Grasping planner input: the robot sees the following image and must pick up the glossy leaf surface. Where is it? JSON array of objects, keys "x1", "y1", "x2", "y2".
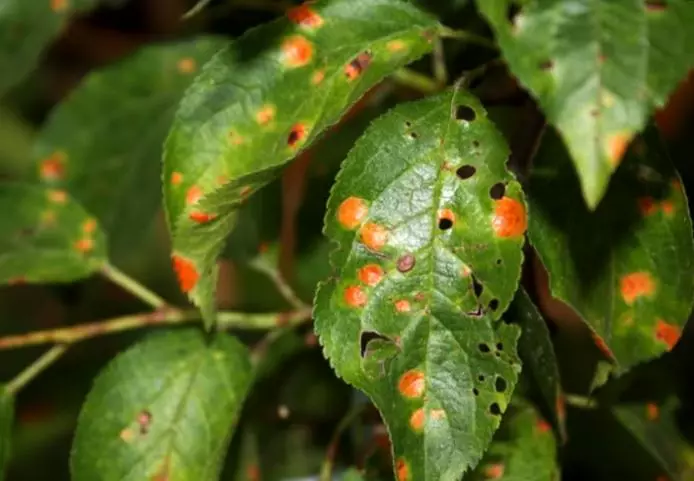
[
  {"x1": 31, "y1": 38, "x2": 224, "y2": 261},
  {"x1": 0, "y1": 0, "x2": 99, "y2": 95},
  {"x1": 477, "y1": 0, "x2": 694, "y2": 207},
  {"x1": 71, "y1": 329, "x2": 252, "y2": 481},
  {"x1": 163, "y1": 0, "x2": 441, "y2": 326},
  {"x1": 315, "y1": 88, "x2": 525, "y2": 480},
  {"x1": 0, "y1": 182, "x2": 106, "y2": 284},
  {"x1": 528, "y1": 127, "x2": 694, "y2": 371},
  {"x1": 0, "y1": 388, "x2": 12, "y2": 481}
]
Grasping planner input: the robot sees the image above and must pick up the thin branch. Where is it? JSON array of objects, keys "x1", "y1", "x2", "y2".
[
  {"x1": 100, "y1": 263, "x2": 167, "y2": 309},
  {"x1": 432, "y1": 37, "x2": 448, "y2": 86},
  {"x1": 319, "y1": 404, "x2": 365, "y2": 481},
  {"x1": 440, "y1": 27, "x2": 498, "y2": 50},
  {"x1": 391, "y1": 68, "x2": 441, "y2": 94},
  {"x1": 5, "y1": 345, "x2": 69, "y2": 394},
  {"x1": 250, "y1": 258, "x2": 308, "y2": 310}
]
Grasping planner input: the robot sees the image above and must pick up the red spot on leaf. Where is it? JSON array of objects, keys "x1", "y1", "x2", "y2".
[
  {"x1": 646, "y1": 402, "x2": 660, "y2": 421},
  {"x1": 592, "y1": 332, "x2": 614, "y2": 359},
  {"x1": 395, "y1": 299, "x2": 411, "y2": 313},
  {"x1": 409, "y1": 408, "x2": 425, "y2": 431},
  {"x1": 172, "y1": 254, "x2": 199, "y2": 293},
  {"x1": 171, "y1": 172, "x2": 183, "y2": 186},
  {"x1": 536, "y1": 418, "x2": 551, "y2": 433},
  {"x1": 638, "y1": 197, "x2": 657, "y2": 216},
  {"x1": 358, "y1": 264, "x2": 384, "y2": 286},
  {"x1": 288, "y1": 123, "x2": 308, "y2": 147},
  {"x1": 281, "y1": 36, "x2": 313, "y2": 68},
  {"x1": 345, "y1": 51, "x2": 372, "y2": 80},
  {"x1": 344, "y1": 285, "x2": 367, "y2": 307},
  {"x1": 398, "y1": 369, "x2": 425, "y2": 398},
  {"x1": 655, "y1": 319, "x2": 680, "y2": 350},
  {"x1": 40, "y1": 151, "x2": 66, "y2": 181},
  {"x1": 492, "y1": 197, "x2": 527, "y2": 238},
  {"x1": 484, "y1": 464, "x2": 505, "y2": 479},
  {"x1": 620, "y1": 272, "x2": 655, "y2": 304},
  {"x1": 189, "y1": 211, "x2": 218, "y2": 223},
  {"x1": 360, "y1": 223, "x2": 388, "y2": 251},
  {"x1": 607, "y1": 133, "x2": 631, "y2": 166},
  {"x1": 287, "y1": 4, "x2": 323, "y2": 28},
  {"x1": 337, "y1": 196, "x2": 368, "y2": 229},
  {"x1": 396, "y1": 458, "x2": 410, "y2": 481}
]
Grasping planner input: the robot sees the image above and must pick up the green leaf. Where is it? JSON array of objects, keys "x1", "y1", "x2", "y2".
[
  {"x1": 477, "y1": 0, "x2": 694, "y2": 207},
  {"x1": 527, "y1": 127, "x2": 694, "y2": 371},
  {"x1": 0, "y1": 388, "x2": 13, "y2": 481},
  {"x1": 30, "y1": 38, "x2": 224, "y2": 262},
  {"x1": 505, "y1": 288, "x2": 565, "y2": 440},
  {"x1": 0, "y1": 182, "x2": 107, "y2": 284},
  {"x1": 0, "y1": 0, "x2": 99, "y2": 96},
  {"x1": 314, "y1": 88, "x2": 525, "y2": 481},
  {"x1": 71, "y1": 329, "x2": 253, "y2": 481},
  {"x1": 468, "y1": 400, "x2": 559, "y2": 481},
  {"x1": 163, "y1": 0, "x2": 441, "y2": 327}
]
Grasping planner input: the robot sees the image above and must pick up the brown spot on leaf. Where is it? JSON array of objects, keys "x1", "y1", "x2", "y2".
[
  {"x1": 337, "y1": 196, "x2": 368, "y2": 229},
  {"x1": 536, "y1": 418, "x2": 551, "y2": 433},
  {"x1": 492, "y1": 197, "x2": 527, "y2": 238},
  {"x1": 620, "y1": 272, "x2": 655, "y2": 304},
  {"x1": 246, "y1": 465, "x2": 261, "y2": 481},
  {"x1": 606, "y1": 132, "x2": 631, "y2": 166},
  {"x1": 395, "y1": 299, "x2": 411, "y2": 313},
  {"x1": 345, "y1": 51, "x2": 372, "y2": 80},
  {"x1": 638, "y1": 197, "x2": 657, "y2": 216},
  {"x1": 655, "y1": 319, "x2": 680, "y2": 350},
  {"x1": 344, "y1": 285, "x2": 367, "y2": 308},
  {"x1": 438, "y1": 209, "x2": 455, "y2": 230},
  {"x1": 282, "y1": 36, "x2": 313, "y2": 68},
  {"x1": 177, "y1": 57, "x2": 196, "y2": 74},
  {"x1": 397, "y1": 253, "x2": 415, "y2": 273},
  {"x1": 172, "y1": 254, "x2": 199, "y2": 293},
  {"x1": 256, "y1": 105, "x2": 276, "y2": 125},
  {"x1": 287, "y1": 4, "x2": 323, "y2": 28},
  {"x1": 360, "y1": 223, "x2": 388, "y2": 251},
  {"x1": 288, "y1": 123, "x2": 308, "y2": 148},
  {"x1": 137, "y1": 410, "x2": 152, "y2": 434},
  {"x1": 409, "y1": 408, "x2": 425, "y2": 432},
  {"x1": 396, "y1": 458, "x2": 410, "y2": 481},
  {"x1": 358, "y1": 264, "x2": 384, "y2": 286},
  {"x1": 398, "y1": 369, "x2": 425, "y2": 398},
  {"x1": 40, "y1": 151, "x2": 66, "y2": 181}
]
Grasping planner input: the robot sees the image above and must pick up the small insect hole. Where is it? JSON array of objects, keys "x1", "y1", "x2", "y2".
[
  {"x1": 496, "y1": 342, "x2": 504, "y2": 351},
  {"x1": 489, "y1": 183, "x2": 506, "y2": 200},
  {"x1": 438, "y1": 218, "x2": 453, "y2": 230},
  {"x1": 405, "y1": 121, "x2": 412, "y2": 128},
  {"x1": 472, "y1": 140, "x2": 480, "y2": 148},
  {"x1": 472, "y1": 277, "x2": 484, "y2": 298},
  {"x1": 455, "y1": 105, "x2": 476, "y2": 122},
  {"x1": 456, "y1": 165, "x2": 476, "y2": 179},
  {"x1": 408, "y1": 131, "x2": 419, "y2": 139},
  {"x1": 473, "y1": 388, "x2": 480, "y2": 396},
  {"x1": 489, "y1": 403, "x2": 502, "y2": 416},
  {"x1": 496, "y1": 259, "x2": 502, "y2": 265},
  {"x1": 495, "y1": 377, "x2": 507, "y2": 393},
  {"x1": 488, "y1": 299, "x2": 500, "y2": 311},
  {"x1": 478, "y1": 343, "x2": 491, "y2": 353},
  {"x1": 478, "y1": 375, "x2": 485, "y2": 382}
]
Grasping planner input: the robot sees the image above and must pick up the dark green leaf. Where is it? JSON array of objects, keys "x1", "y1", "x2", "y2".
[
  {"x1": 70, "y1": 329, "x2": 253, "y2": 481},
  {"x1": 0, "y1": 0, "x2": 99, "y2": 96},
  {"x1": 477, "y1": 0, "x2": 694, "y2": 207},
  {"x1": 31, "y1": 38, "x2": 224, "y2": 262},
  {"x1": 0, "y1": 182, "x2": 107, "y2": 284},
  {"x1": 527, "y1": 127, "x2": 694, "y2": 371},
  {"x1": 314, "y1": 88, "x2": 525, "y2": 480},
  {"x1": 163, "y1": 0, "x2": 441, "y2": 327},
  {"x1": 505, "y1": 288, "x2": 565, "y2": 440},
  {"x1": 0, "y1": 388, "x2": 13, "y2": 481}
]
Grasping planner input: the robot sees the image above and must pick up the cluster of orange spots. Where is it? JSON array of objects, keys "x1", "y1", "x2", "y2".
[
  {"x1": 536, "y1": 418, "x2": 552, "y2": 433},
  {"x1": 491, "y1": 197, "x2": 527, "y2": 238},
  {"x1": 620, "y1": 272, "x2": 655, "y2": 304},
  {"x1": 345, "y1": 52, "x2": 372, "y2": 81},
  {"x1": 655, "y1": 319, "x2": 680, "y2": 350},
  {"x1": 48, "y1": 189, "x2": 67, "y2": 204},
  {"x1": 483, "y1": 463, "x2": 505, "y2": 479},
  {"x1": 337, "y1": 196, "x2": 368, "y2": 229},
  {"x1": 344, "y1": 285, "x2": 367, "y2": 308},
  {"x1": 361, "y1": 223, "x2": 388, "y2": 251},
  {"x1": 395, "y1": 458, "x2": 410, "y2": 481},
  {"x1": 256, "y1": 105, "x2": 276, "y2": 125},
  {"x1": 286, "y1": 4, "x2": 324, "y2": 28},
  {"x1": 311, "y1": 70, "x2": 325, "y2": 85},
  {"x1": 398, "y1": 369, "x2": 425, "y2": 398},
  {"x1": 592, "y1": 332, "x2": 613, "y2": 359},
  {"x1": 171, "y1": 172, "x2": 183, "y2": 186},
  {"x1": 646, "y1": 402, "x2": 660, "y2": 421},
  {"x1": 409, "y1": 408, "x2": 425, "y2": 431},
  {"x1": 177, "y1": 57, "x2": 196, "y2": 74},
  {"x1": 172, "y1": 254, "x2": 199, "y2": 293},
  {"x1": 387, "y1": 40, "x2": 407, "y2": 52},
  {"x1": 395, "y1": 299, "x2": 411, "y2": 313},
  {"x1": 358, "y1": 264, "x2": 383, "y2": 286},
  {"x1": 606, "y1": 132, "x2": 632, "y2": 167},
  {"x1": 39, "y1": 151, "x2": 66, "y2": 181},
  {"x1": 50, "y1": 0, "x2": 68, "y2": 13},
  {"x1": 282, "y1": 36, "x2": 314, "y2": 68},
  {"x1": 638, "y1": 197, "x2": 676, "y2": 217},
  {"x1": 288, "y1": 123, "x2": 308, "y2": 147}
]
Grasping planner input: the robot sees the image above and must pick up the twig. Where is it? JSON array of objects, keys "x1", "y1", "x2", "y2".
[
  {"x1": 250, "y1": 257, "x2": 308, "y2": 310},
  {"x1": 432, "y1": 37, "x2": 448, "y2": 86},
  {"x1": 391, "y1": 68, "x2": 441, "y2": 94},
  {"x1": 440, "y1": 27, "x2": 498, "y2": 50},
  {"x1": 5, "y1": 345, "x2": 69, "y2": 395},
  {"x1": 564, "y1": 394, "x2": 599, "y2": 410},
  {"x1": 319, "y1": 404, "x2": 365, "y2": 481},
  {"x1": 100, "y1": 263, "x2": 167, "y2": 309}
]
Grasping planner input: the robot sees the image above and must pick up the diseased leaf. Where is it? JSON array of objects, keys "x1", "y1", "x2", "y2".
[
  {"x1": 467, "y1": 400, "x2": 559, "y2": 481},
  {"x1": 477, "y1": 0, "x2": 694, "y2": 207},
  {"x1": 527, "y1": 127, "x2": 694, "y2": 371},
  {"x1": 0, "y1": 182, "x2": 106, "y2": 284},
  {"x1": 0, "y1": 388, "x2": 12, "y2": 481},
  {"x1": 31, "y1": 38, "x2": 224, "y2": 262},
  {"x1": 0, "y1": 0, "x2": 99, "y2": 96},
  {"x1": 163, "y1": 0, "x2": 441, "y2": 326},
  {"x1": 314, "y1": 88, "x2": 525, "y2": 480},
  {"x1": 505, "y1": 288, "x2": 565, "y2": 440},
  {"x1": 71, "y1": 329, "x2": 252, "y2": 481}
]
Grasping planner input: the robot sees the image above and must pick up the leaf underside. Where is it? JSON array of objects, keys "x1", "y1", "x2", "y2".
[
  {"x1": 528, "y1": 127, "x2": 694, "y2": 371},
  {"x1": 314, "y1": 88, "x2": 526, "y2": 481},
  {"x1": 478, "y1": 0, "x2": 694, "y2": 207},
  {"x1": 70, "y1": 329, "x2": 252, "y2": 481},
  {"x1": 0, "y1": 182, "x2": 107, "y2": 284},
  {"x1": 163, "y1": 0, "x2": 441, "y2": 327}
]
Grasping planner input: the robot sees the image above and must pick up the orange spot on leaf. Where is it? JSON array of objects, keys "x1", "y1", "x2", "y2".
[
  {"x1": 189, "y1": 211, "x2": 218, "y2": 224},
  {"x1": 286, "y1": 4, "x2": 323, "y2": 28},
  {"x1": 409, "y1": 408, "x2": 425, "y2": 431},
  {"x1": 438, "y1": 208, "x2": 455, "y2": 226},
  {"x1": 344, "y1": 285, "x2": 367, "y2": 308},
  {"x1": 646, "y1": 402, "x2": 660, "y2": 421},
  {"x1": 337, "y1": 196, "x2": 368, "y2": 229},
  {"x1": 638, "y1": 197, "x2": 657, "y2": 216},
  {"x1": 484, "y1": 463, "x2": 505, "y2": 479},
  {"x1": 358, "y1": 264, "x2": 383, "y2": 286},
  {"x1": 620, "y1": 272, "x2": 655, "y2": 304},
  {"x1": 282, "y1": 36, "x2": 313, "y2": 68},
  {"x1": 172, "y1": 254, "x2": 199, "y2": 293},
  {"x1": 75, "y1": 238, "x2": 93, "y2": 253},
  {"x1": 492, "y1": 197, "x2": 527, "y2": 238},
  {"x1": 398, "y1": 369, "x2": 425, "y2": 398},
  {"x1": 256, "y1": 105, "x2": 276, "y2": 125},
  {"x1": 119, "y1": 428, "x2": 135, "y2": 443},
  {"x1": 661, "y1": 200, "x2": 675, "y2": 216},
  {"x1": 177, "y1": 57, "x2": 196, "y2": 74},
  {"x1": 246, "y1": 465, "x2": 260, "y2": 481},
  {"x1": 655, "y1": 319, "x2": 680, "y2": 350},
  {"x1": 345, "y1": 51, "x2": 372, "y2": 80},
  {"x1": 51, "y1": 0, "x2": 68, "y2": 12},
  {"x1": 288, "y1": 123, "x2": 308, "y2": 148},
  {"x1": 536, "y1": 418, "x2": 552, "y2": 433},
  {"x1": 607, "y1": 133, "x2": 632, "y2": 167},
  {"x1": 311, "y1": 70, "x2": 325, "y2": 85},
  {"x1": 186, "y1": 185, "x2": 203, "y2": 205},
  {"x1": 395, "y1": 299, "x2": 411, "y2": 313},
  {"x1": 82, "y1": 218, "x2": 97, "y2": 234},
  {"x1": 48, "y1": 190, "x2": 67, "y2": 204},
  {"x1": 39, "y1": 151, "x2": 66, "y2": 181},
  {"x1": 396, "y1": 458, "x2": 410, "y2": 481},
  {"x1": 360, "y1": 223, "x2": 388, "y2": 251},
  {"x1": 387, "y1": 40, "x2": 407, "y2": 52},
  {"x1": 171, "y1": 172, "x2": 183, "y2": 186}
]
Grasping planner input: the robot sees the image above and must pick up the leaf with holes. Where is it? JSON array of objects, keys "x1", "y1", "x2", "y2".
[
  {"x1": 70, "y1": 329, "x2": 252, "y2": 481},
  {"x1": 505, "y1": 288, "x2": 565, "y2": 440},
  {"x1": 467, "y1": 400, "x2": 559, "y2": 481},
  {"x1": 0, "y1": 182, "x2": 106, "y2": 284},
  {"x1": 527, "y1": 126, "x2": 694, "y2": 372},
  {"x1": 477, "y1": 0, "x2": 694, "y2": 208},
  {"x1": 0, "y1": 0, "x2": 100, "y2": 96},
  {"x1": 314, "y1": 88, "x2": 526, "y2": 481},
  {"x1": 163, "y1": 0, "x2": 441, "y2": 327},
  {"x1": 0, "y1": 388, "x2": 12, "y2": 481},
  {"x1": 31, "y1": 37, "x2": 224, "y2": 263}
]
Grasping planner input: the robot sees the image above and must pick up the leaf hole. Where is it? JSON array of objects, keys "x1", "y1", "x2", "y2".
[
  {"x1": 455, "y1": 105, "x2": 476, "y2": 122},
  {"x1": 408, "y1": 131, "x2": 419, "y2": 140},
  {"x1": 456, "y1": 165, "x2": 476, "y2": 179},
  {"x1": 472, "y1": 277, "x2": 484, "y2": 298},
  {"x1": 496, "y1": 258, "x2": 502, "y2": 265},
  {"x1": 489, "y1": 403, "x2": 502, "y2": 416},
  {"x1": 405, "y1": 121, "x2": 412, "y2": 128},
  {"x1": 438, "y1": 218, "x2": 453, "y2": 230},
  {"x1": 478, "y1": 343, "x2": 491, "y2": 353},
  {"x1": 489, "y1": 183, "x2": 506, "y2": 200},
  {"x1": 495, "y1": 377, "x2": 507, "y2": 393},
  {"x1": 488, "y1": 299, "x2": 499, "y2": 311},
  {"x1": 360, "y1": 331, "x2": 389, "y2": 357},
  {"x1": 478, "y1": 374, "x2": 485, "y2": 382},
  {"x1": 473, "y1": 388, "x2": 480, "y2": 396},
  {"x1": 496, "y1": 342, "x2": 504, "y2": 351},
  {"x1": 472, "y1": 140, "x2": 480, "y2": 148}
]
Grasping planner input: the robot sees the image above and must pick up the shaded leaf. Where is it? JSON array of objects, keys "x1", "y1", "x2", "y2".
[
  {"x1": 527, "y1": 127, "x2": 694, "y2": 371},
  {"x1": 505, "y1": 288, "x2": 565, "y2": 440},
  {"x1": 31, "y1": 38, "x2": 224, "y2": 262},
  {"x1": 0, "y1": 0, "x2": 99, "y2": 96},
  {"x1": 314, "y1": 88, "x2": 525, "y2": 480},
  {"x1": 477, "y1": 0, "x2": 694, "y2": 207},
  {"x1": 0, "y1": 182, "x2": 107, "y2": 284},
  {"x1": 0, "y1": 388, "x2": 12, "y2": 481},
  {"x1": 70, "y1": 329, "x2": 253, "y2": 481},
  {"x1": 163, "y1": 0, "x2": 441, "y2": 327}
]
